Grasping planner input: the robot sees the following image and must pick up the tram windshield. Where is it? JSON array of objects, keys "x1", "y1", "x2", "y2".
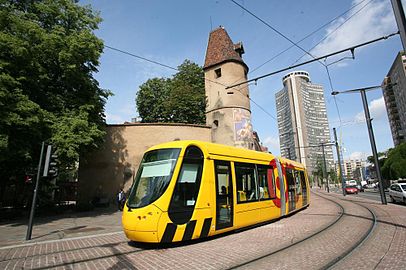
[{"x1": 127, "y1": 148, "x2": 181, "y2": 208}]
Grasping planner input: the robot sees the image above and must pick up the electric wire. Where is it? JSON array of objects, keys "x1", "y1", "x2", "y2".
[
  {"x1": 225, "y1": 32, "x2": 399, "y2": 89},
  {"x1": 227, "y1": 0, "x2": 372, "y2": 127},
  {"x1": 230, "y1": 0, "x2": 324, "y2": 67},
  {"x1": 105, "y1": 45, "x2": 226, "y2": 88},
  {"x1": 249, "y1": 0, "x2": 371, "y2": 74},
  {"x1": 105, "y1": 44, "x2": 279, "y2": 122},
  {"x1": 105, "y1": 45, "x2": 178, "y2": 71},
  {"x1": 292, "y1": 0, "x2": 374, "y2": 65},
  {"x1": 229, "y1": 0, "x2": 374, "y2": 131}
]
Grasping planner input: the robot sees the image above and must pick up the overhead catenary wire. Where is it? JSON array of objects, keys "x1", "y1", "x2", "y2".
[
  {"x1": 230, "y1": 0, "x2": 324, "y2": 67},
  {"x1": 105, "y1": 45, "x2": 225, "y2": 88},
  {"x1": 225, "y1": 31, "x2": 399, "y2": 89},
  {"x1": 105, "y1": 45, "x2": 178, "y2": 71},
  {"x1": 230, "y1": 0, "x2": 375, "y2": 138},
  {"x1": 248, "y1": 0, "x2": 371, "y2": 74},
  {"x1": 105, "y1": 44, "x2": 279, "y2": 121},
  {"x1": 292, "y1": 0, "x2": 374, "y2": 65}
]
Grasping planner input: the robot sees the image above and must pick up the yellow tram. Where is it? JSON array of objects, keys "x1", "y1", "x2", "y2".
[{"x1": 122, "y1": 140, "x2": 310, "y2": 243}]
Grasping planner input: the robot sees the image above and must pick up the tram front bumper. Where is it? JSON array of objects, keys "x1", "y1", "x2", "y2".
[{"x1": 122, "y1": 204, "x2": 162, "y2": 243}]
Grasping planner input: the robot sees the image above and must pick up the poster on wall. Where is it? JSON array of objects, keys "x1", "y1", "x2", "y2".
[{"x1": 233, "y1": 108, "x2": 253, "y2": 143}]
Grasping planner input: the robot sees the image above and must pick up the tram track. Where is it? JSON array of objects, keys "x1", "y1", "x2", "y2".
[
  {"x1": 229, "y1": 191, "x2": 377, "y2": 270},
  {"x1": 2, "y1": 190, "x2": 402, "y2": 270},
  {"x1": 318, "y1": 192, "x2": 377, "y2": 270},
  {"x1": 328, "y1": 196, "x2": 400, "y2": 270}
]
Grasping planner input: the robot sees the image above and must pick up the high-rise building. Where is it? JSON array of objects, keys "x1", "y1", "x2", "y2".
[
  {"x1": 382, "y1": 51, "x2": 406, "y2": 146},
  {"x1": 275, "y1": 71, "x2": 334, "y2": 174},
  {"x1": 336, "y1": 159, "x2": 367, "y2": 181},
  {"x1": 203, "y1": 26, "x2": 258, "y2": 150}
]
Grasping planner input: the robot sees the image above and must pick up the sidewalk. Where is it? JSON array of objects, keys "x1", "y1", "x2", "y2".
[{"x1": 0, "y1": 206, "x2": 123, "y2": 247}]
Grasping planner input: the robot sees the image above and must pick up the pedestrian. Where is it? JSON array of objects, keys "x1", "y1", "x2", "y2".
[{"x1": 117, "y1": 188, "x2": 126, "y2": 211}]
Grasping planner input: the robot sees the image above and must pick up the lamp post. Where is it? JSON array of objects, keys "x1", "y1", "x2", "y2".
[
  {"x1": 319, "y1": 142, "x2": 335, "y2": 193},
  {"x1": 332, "y1": 85, "x2": 387, "y2": 205},
  {"x1": 333, "y1": 128, "x2": 346, "y2": 196}
]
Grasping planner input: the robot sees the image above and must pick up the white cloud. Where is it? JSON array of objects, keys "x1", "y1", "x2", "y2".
[
  {"x1": 262, "y1": 136, "x2": 280, "y2": 153},
  {"x1": 106, "y1": 113, "x2": 125, "y2": 124},
  {"x1": 354, "y1": 96, "x2": 387, "y2": 122},
  {"x1": 348, "y1": 151, "x2": 369, "y2": 160},
  {"x1": 312, "y1": 0, "x2": 396, "y2": 58}
]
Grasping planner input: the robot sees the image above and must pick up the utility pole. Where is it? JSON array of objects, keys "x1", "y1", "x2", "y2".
[
  {"x1": 321, "y1": 143, "x2": 329, "y2": 193},
  {"x1": 360, "y1": 90, "x2": 387, "y2": 204},
  {"x1": 26, "y1": 142, "x2": 45, "y2": 240},
  {"x1": 391, "y1": 0, "x2": 406, "y2": 50},
  {"x1": 333, "y1": 128, "x2": 345, "y2": 196},
  {"x1": 332, "y1": 85, "x2": 388, "y2": 205}
]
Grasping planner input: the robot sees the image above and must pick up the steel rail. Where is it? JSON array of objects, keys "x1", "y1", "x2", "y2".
[
  {"x1": 319, "y1": 193, "x2": 377, "y2": 270},
  {"x1": 227, "y1": 191, "x2": 345, "y2": 269}
]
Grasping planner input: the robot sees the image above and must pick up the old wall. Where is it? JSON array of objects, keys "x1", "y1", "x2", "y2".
[{"x1": 77, "y1": 123, "x2": 211, "y2": 205}]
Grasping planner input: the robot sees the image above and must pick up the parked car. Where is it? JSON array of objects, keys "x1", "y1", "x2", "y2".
[
  {"x1": 389, "y1": 183, "x2": 406, "y2": 204},
  {"x1": 345, "y1": 185, "x2": 358, "y2": 195},
  {"x1": 356, "y1": 183, "x2": 364, "y2": 192}
]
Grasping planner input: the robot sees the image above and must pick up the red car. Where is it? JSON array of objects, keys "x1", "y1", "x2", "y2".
[{"x1": 345, "y1": 185, "x2": 358, "y2": 194}]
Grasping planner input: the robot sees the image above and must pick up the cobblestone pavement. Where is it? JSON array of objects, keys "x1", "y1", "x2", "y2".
[
  {"x1": 0, "y1": 189, "x2": 405, "y2": 269},
  {"x1": 0, "y1": 207, "x2": 123, "y2": 247}
]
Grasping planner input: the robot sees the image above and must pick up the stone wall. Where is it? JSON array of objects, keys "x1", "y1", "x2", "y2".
[{"x1": 77, "y1": 123, "x2": 211, "y2": 205}]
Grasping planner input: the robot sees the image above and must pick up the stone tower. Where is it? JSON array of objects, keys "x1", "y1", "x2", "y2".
[{"x1": 203, "y1": 27, "x2": 255, "y2": 150}]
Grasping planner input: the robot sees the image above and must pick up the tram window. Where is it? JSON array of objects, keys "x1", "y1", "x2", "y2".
[
  {"x1": 300, "y1": 171, "x2": 307, "y2": 192},
  {"x1": 295, "y1": 170, "x2": 302, "y2": 195},
  {"x1": 257, "y1": 165, "x2": 274, "y2": 200},
  {"x1": 168, "y1": 146, "x2": 204, "y2": 224},
  {"x1": 257, "y1": 165, "x2": 269, "y2": 200},
  {"x1": 235, "y1": 162, "x2": 258, "y2": 203},
  {"x1": 286, "y1": 169, "x2": 295, "y2": 191}
]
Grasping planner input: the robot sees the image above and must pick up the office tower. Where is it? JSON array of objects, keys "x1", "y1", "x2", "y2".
[
  {"x1": 275, "y1": 71, "x2": 334, "y2": 174},
  {"x1": 382, "y1": 51, "x2": 406, "y2": 146}
]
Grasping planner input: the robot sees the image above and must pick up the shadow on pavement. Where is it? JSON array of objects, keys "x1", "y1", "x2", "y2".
[{"x1": 0, "y1": 205, "x2": 119, "y2": 227}]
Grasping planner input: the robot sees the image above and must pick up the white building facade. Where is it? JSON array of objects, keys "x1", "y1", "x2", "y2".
[{"x1": 275, "y1": 71, "x2": 334, "y2": 175}]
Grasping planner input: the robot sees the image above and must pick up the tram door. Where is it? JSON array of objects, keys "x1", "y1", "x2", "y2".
[
  {"x1": 300, "y1": 171, "x2": 308, "y2": 205},
  {"x1": 275, "y1": 159, "x2": 286, "y2": 216},
  {"x1": 286, "y1": 168, "x2": 296, "y2": 212},
  {"x1": 214, "y1": 160, "x2": 233, "y2": 230}
]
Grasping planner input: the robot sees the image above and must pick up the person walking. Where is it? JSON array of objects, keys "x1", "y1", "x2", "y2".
[{"x1": 117, "y1": 188, "x2": 126, "y2": 211}]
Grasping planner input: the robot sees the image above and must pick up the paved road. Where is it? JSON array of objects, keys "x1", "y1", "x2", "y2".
[
  {"x1": 1, "y1": 189, "x2": 406, "y2": 269},
  {"x1": 330, "y1": 187, "x2": 394, "y2": 204}
]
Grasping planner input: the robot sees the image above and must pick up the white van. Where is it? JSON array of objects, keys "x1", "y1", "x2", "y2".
[{"x1": 346, "y1": 180, "x2": 357, "y2": 186}]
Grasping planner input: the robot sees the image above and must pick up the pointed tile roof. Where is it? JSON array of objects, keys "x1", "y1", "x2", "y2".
[{"x1": 203, "y1": 27, "x2": 248, "y2": 72}]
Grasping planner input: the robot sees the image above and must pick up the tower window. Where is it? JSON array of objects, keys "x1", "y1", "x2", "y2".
[{"x1": 215, "y1": 68, "x2": 222, "y2": 78}]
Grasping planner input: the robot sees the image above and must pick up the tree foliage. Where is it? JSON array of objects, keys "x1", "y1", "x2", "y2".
[
  {"x1": 382, "y1": 143, "x2": 406, "y2": 180},
  {"x1": 0, "y1": 0, "x2": 110, "y2": 203},
  {"x1": 136, "y1": 60, "x2": 206, "y2": 124}
]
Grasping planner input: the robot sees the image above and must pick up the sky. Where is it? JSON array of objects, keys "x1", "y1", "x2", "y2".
[{"x1": 80, "y1": 0, "x2": 404, "y2": 160}]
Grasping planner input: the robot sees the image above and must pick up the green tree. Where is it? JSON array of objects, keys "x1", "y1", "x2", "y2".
[
  {"x1": 136, "y1": 60, "x2": 206, "y2": 124},
  {"x1": 382, "y1": 143, "x2": 406, "y2": 180},
  {"x1": 367, "y1": 151, "x2": 387, "y2": 180},
  {"x1": 0, "y1": 0, "x2": 110, "y2": 205},
  {"x1": 136, "y1": 78, "x2": 170, "y2": 122}
]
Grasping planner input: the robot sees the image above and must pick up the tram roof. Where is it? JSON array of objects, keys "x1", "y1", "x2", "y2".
[{"x1": 146, "y1": 140, "x2": 305, "y2": 169}]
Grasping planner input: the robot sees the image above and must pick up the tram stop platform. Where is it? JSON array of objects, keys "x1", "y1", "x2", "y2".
[{"x1": 0, "y1": 188, "x2": 405, "y2": 269}]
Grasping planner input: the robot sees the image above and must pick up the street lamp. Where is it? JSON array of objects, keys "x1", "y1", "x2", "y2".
[
  {"x1": 319, "y1": 142, "x2": 335, "y2": 193},
  {"x1": 332, "y1": 85, "x2": 387, "y2": 205}
]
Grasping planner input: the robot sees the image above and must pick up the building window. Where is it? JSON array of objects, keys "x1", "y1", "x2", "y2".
[{"x1": 215, "y1": 68, "x2": 222, "y2": 78}]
